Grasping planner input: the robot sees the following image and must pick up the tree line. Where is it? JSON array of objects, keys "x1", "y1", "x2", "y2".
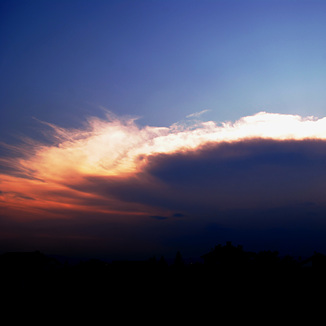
[{"x1": 1, "y1": 241, "x2": 325, "y2": 296}]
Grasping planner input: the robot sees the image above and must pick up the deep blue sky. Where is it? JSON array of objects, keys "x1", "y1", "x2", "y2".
[{"x1": 1, "y1": 0, "x2": 326, "y2": 142}]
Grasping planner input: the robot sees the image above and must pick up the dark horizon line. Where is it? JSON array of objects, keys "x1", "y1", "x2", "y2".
[{"x1": 1, "y1": 241, "x2": 326, "y2": 267}]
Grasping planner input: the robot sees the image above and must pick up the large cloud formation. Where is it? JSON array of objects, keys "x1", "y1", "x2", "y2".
[{"x1": 1, "y1": 111, "x2": 326, "y2": 259}]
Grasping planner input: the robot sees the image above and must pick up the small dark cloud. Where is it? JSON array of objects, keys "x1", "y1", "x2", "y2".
[
  {"x1": 150, "y1": 215, "x2": 168, "y2": 220},
  {"x1": 172, "y1": 213, "x2": 185, "y2": 218},
  {"x1": 16, "y1": 194, "x2": 35, "y2": 200},
  {"x1": 301, "y1": 201, "x2": 317, "y2": 207},
  {"x1": 0, "y1": 191, "x2": 34, "y2": 200}
]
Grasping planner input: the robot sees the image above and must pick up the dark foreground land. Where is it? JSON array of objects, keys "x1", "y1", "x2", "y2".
[
  {"x1": 1, "y1": 242, "x2": 326, "y2": 296},
  {"x1": 2, "y1": 242, "x2": 326, "y2": 321}
]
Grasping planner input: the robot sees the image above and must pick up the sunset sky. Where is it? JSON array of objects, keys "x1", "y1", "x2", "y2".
[{"x1": 1, "y1": 0, "x2": 326, "y2": 261}]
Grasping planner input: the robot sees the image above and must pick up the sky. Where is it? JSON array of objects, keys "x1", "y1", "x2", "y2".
[{"x1": 1, "y1": 0, "x2": 326, "y2": 261}]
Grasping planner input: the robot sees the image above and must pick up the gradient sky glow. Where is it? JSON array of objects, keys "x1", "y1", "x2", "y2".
[{"x1": 1, "y1": 0, "x2": 326, "y2": 260}]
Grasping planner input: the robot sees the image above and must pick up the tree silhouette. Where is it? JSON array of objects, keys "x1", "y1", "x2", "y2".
[{"x1": 174, "y1": 251, "x2": 184, "y2": 267}]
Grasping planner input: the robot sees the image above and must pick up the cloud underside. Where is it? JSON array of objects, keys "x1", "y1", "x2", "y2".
[{"x1": 1, "y1": 112, "x2": 326, "y2": 256}]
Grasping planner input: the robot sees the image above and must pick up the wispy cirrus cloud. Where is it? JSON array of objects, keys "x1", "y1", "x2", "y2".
[{"x1": 186, "y1": 109, "x2": 210, "y2": 118}]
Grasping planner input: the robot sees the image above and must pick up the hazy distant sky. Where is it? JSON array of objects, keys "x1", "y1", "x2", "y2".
[{"x1": 1, "y1": 0, "x2": 326, "y2": 260}]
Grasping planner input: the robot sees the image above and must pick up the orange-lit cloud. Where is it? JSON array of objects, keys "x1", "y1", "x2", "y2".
[
  {"x1": 3, "y1": 111, "x2": 326, "y2": 178},
  {"x1": 1, "y1": 111, "x2": 326, "y2": 219},
  {"x1": 2, "y1": 111, "x2": 326, "y2": 257}
]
